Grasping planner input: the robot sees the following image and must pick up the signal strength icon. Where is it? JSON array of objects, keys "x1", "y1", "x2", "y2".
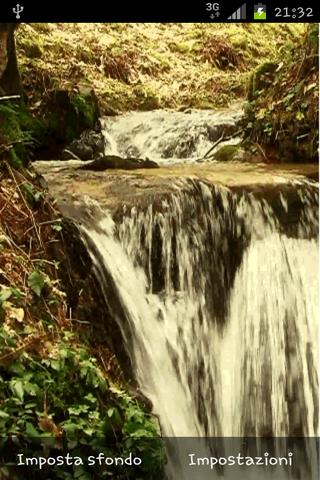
[{"x1": 228, "y1": 3, "x2": 246, "y2": 20}]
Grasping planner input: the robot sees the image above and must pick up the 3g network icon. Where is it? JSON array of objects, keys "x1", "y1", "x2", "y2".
[
  {"x1": 206, "y1": 2, "x2": 220, "y2": 12},
  {"x1": 205, "y1": 2, "x2": 221, "y2": 18}
]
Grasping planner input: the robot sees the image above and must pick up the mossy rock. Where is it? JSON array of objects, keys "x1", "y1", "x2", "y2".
[
  {"x1": 214, "y1": 145, "x2": 244, "y2": 162},
  {"x1": 36, "y1": 88, "x2": 100, "y2": 159},
  {"x1": 247, "y1": 61, "x2": 278, "y2": 101},
  {"x1": 62, "y1": 127, "x2": 105, "y2": 160}
]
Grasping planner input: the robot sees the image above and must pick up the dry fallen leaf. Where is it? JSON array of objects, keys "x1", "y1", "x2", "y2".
[{"x1": 3, "y1": 302, "x2": 25, "y2": 323}]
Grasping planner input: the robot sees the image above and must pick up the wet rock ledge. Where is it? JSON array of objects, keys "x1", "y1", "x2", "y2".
[{"x1": 34, "y1": 160, "x2": 318, "y2": 229}]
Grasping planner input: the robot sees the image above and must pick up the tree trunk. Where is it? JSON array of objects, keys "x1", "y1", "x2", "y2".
[{"x1": 0, "y1": 23, "x2": 22, "y2": 96}]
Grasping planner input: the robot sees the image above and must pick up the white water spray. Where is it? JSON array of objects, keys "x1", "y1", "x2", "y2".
[{"x1": 80, "y1": 180, "x2": 318, "y2": 479}]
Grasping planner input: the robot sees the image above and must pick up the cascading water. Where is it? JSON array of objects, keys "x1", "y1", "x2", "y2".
[
  {"x1": 101, "y1": 108, "x2": 243, "y2": 163},
  {"x1": 35, "y1": 109, "x2": 319, "y2": 479},
  {"x1": 80, "y1": 178, "x2": 318, "y2": 479}
]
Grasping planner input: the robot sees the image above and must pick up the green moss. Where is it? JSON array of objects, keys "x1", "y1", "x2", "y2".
[
  {"x1": 101, "y1": 80, "x2": 131, "y2": 112},
  {"x1": 169, "y1": 40, "x2": 195, "y2": 54},
  {"x1": 214, "y1": 145, "x2": 242, "y2": 162},
  {"x1": 0, "y1": 102, "x2": 45, "y2": 166},
  {"x1": 133, "y1": 85, "x2": 160, "y2": 111},
  {"x1": 247, "y1": 61, "x2": 278, "y2": 101},
  {"x1": 101, "y1": 81, "x2": 160, "y2": 112},
  {"x1": 72, "y1": 93, "x2": 97, "y2": 127}
]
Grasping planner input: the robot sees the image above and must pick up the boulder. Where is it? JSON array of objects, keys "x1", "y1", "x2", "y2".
[
  {"x1": 62, "y1": 127, "x2": 105, "y2": 160},
  {"x1": 213, "y1": 145, "x2": 245, "y2": 162},
  {"x1": 36, "y1": 88, "x2": 100, "y2": 159},
  {"x1": 79, "y1": 155, "x2": 159, "y2": 171}
]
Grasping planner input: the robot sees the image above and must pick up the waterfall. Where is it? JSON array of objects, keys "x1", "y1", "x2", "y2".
[
  {"x1": 79, "y1": 178, "x2": 318, "y2": 479},
  {"x1": 100, "y1": 108, "x2": 243, "y2": 163}
]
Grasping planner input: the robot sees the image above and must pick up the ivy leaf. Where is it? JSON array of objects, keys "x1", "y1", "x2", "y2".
[
  {"x1": 28, "y1": 271, "x2": 45, "y2": 297},
  {"x1": 62, "y1": 422, "x2": 79, "y2": 435}
]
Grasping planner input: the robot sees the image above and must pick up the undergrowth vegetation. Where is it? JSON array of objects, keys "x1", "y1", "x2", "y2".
[
  {"x1": 16, "y1": 23, "x2": 304, "y2": 112},
  {"x1": 0, "y1": 89, "x2": 99, "y2": 163},
  {"x1": 244, "y1": 24, "x2": 318, "y2": 162},
  {"x1": 0, "y1": 102, "x2": 43, "y2": 167},
  {"x1": 0, "y1": 161, "x2": 162, "y2": 479}
]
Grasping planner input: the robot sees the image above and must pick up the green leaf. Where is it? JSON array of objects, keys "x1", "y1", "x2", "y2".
[
  {"x1": 24, "y1": 381, "x2": 40, "y2": 396},
  {"x1": 52, "y1": 223, "x2": 62, "y2": 232},
  {"x1": 68, "y1": 405, "x2": 89, "y2": 416},
  {"x1": 22, "y1": 183, "x2": 43, "y2": 204},
  {"x1": 62, "y1": 422, "x2": 79, "y2": 435},
  {"x1": 0, "y1": 410, "x2": 10, "y2": 419},
  {"x1": 10, "y1": 287, "x2": 25, "y2": 300},
  {"x1": 84, "y1": 393, "x2": 96, "y2": 404},
  {"x1": 49, "y1": 359, "x2": 60, "y2": 371},
  {"x1": 10, "y1": 379, "x2": 24, "y2": 401},
  {"x1": 26, "y1": 422, "x2": 40, "y2": 437},
  {"x1": 28, "y1": 271, "x2": 45, "y2": 297},
  {"x1": 296, "y1": 111, "x2": 304, "y2": 121},
  {"x1": 0, "y1": 289, "x2": 12, "y2": 304},
  {"x1": 107, "y1": 407, "x2": 115, "y2": 418},
  {"x1": 74, "y1": 465, "x2": 90, "y2": 480}
]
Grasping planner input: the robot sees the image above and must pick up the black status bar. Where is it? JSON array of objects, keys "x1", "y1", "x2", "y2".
[{"x1": 1, "y1": 1, "x2": 320, "y2": 22}]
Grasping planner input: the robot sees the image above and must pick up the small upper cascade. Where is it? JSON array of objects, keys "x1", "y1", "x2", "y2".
[{"x1": 100, "y1": 108, "x2": 243, "y2": 164}]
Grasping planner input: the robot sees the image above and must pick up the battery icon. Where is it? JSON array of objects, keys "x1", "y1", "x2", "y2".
[{"x1": 254, "y1": 3, "x2": 267, "y2": 19}]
